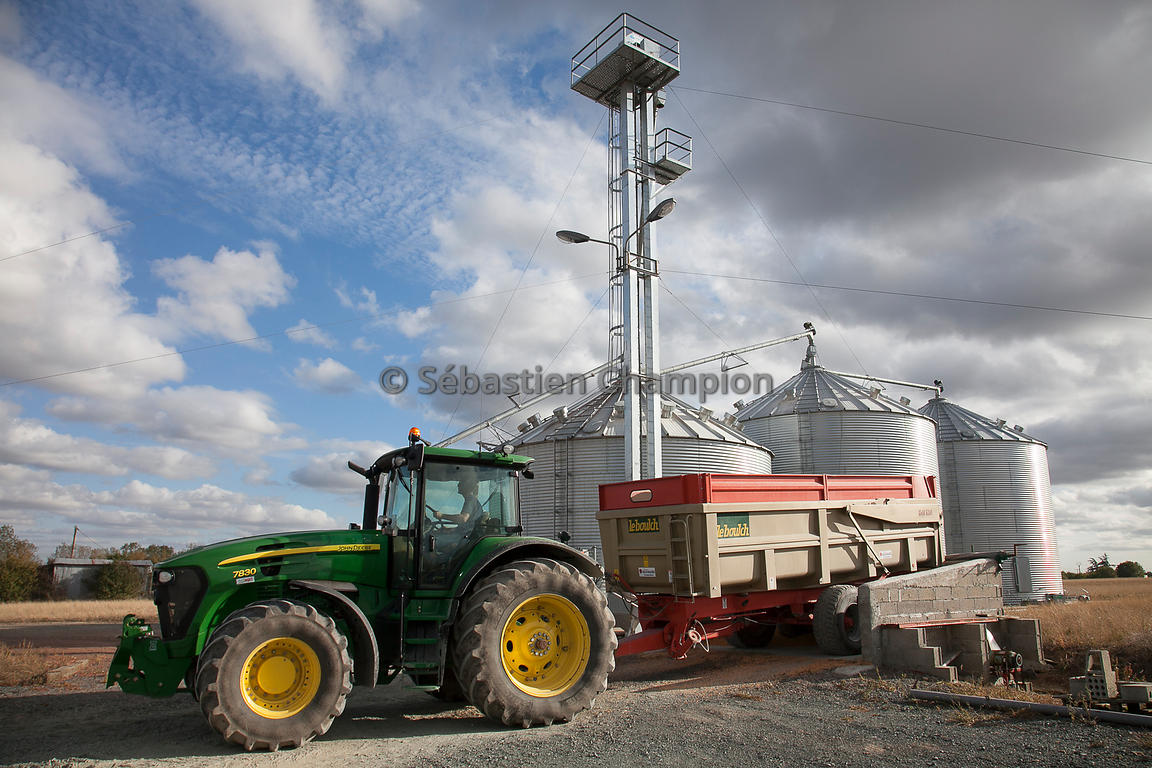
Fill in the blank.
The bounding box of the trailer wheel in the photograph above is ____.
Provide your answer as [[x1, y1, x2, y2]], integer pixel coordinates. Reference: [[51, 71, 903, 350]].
[[727, 622, 776, 648], [813, 585, 861, 655], [453, 558, 616, 727], [195, 599, 352, 751]]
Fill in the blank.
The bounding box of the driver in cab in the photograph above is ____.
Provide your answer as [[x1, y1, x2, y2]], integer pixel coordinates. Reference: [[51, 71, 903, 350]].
[[434, 474, 482, 527]]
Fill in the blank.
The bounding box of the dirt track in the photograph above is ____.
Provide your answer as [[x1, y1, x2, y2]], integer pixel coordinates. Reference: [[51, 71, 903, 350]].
[[1, 627, 1148, 767]]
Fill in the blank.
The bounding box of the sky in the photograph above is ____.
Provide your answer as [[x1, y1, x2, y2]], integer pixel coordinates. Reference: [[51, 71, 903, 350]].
[[1, 0, 1149, 573]]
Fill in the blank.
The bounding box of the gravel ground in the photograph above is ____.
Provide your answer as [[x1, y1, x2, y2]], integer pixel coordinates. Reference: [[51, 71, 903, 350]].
[[2, 642, 1149, 768]]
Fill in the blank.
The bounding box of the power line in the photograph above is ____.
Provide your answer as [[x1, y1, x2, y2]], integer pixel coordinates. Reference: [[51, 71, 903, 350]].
[[0, 272, 603, 388], [670, 89, 871, 375], [662, 268, 1152, 321], [673, 85, 1152, 167], [660, 281, 729, 348]]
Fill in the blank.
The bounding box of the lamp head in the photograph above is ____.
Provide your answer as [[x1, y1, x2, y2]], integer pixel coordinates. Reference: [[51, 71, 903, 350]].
[[555, 230, 590, 244], [645, 198, 676, 223]]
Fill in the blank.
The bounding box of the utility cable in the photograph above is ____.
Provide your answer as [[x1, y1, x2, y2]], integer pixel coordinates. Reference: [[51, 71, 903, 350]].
[[439, 111, 607, 441], [673, 85, 1152, 167], [662, 268, 1152, 322], [0, 272, 603, 388], [670, 89, 871, 375], [659, 281, 729, 348]]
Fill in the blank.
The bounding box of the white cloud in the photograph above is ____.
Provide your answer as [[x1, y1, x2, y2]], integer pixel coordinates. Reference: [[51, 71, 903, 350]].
[[153, 245, 295, 346], [47, 385, 304, 460], [0, 138, 184, 397], [290, 439, 391, 493], [352, 337, 380, 353], [287, 318, 337, 348], [0, 56, 126, 176], [336, 285, 381, 315], [0, 400, 216, 480], [192, 0, 351, 100], [354, 0, 419, 36], [0, 464, 342, 553], [292, 358, 363, 393]]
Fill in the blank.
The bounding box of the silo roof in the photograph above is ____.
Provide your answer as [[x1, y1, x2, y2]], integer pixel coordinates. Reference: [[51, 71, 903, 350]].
[[511, 383, 767, 448], [919, 396, 1045, 445], [735, 363, 928, 419]]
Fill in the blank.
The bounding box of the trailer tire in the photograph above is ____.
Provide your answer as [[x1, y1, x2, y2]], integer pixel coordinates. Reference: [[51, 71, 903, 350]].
[[728, 622, 776, 648], [813, 585, 861, 656], [453, 557, 616, 727], [195, 599, 352, 751]]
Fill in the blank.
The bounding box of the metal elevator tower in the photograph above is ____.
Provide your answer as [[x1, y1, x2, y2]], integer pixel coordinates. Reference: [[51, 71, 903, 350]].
[[571, 14, 692, 480]]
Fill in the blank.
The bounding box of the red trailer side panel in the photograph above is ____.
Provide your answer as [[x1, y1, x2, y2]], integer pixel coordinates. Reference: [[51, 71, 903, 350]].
[[598, 473, 936, 510]]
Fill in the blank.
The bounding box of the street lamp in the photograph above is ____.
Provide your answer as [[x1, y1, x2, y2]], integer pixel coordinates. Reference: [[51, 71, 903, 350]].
[[554, 197, 676, 260]]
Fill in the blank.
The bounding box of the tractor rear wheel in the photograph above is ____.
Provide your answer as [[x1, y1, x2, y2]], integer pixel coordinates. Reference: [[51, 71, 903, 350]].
[[813, 584, 861, 655], [453, 558, 616, 727], [194, 599, 352, 750]]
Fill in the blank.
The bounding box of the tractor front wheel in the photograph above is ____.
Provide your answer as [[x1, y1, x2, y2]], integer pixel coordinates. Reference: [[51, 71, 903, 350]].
[[195, 599, 352, 750], [453, 558, 616, 727]]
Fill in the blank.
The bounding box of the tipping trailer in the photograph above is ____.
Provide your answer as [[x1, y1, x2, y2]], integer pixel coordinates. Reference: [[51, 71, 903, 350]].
[[597, 473, 944, 658]]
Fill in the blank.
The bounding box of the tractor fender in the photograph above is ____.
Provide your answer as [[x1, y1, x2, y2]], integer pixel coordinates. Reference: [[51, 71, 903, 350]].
[[289, 579, 379, 688], [452, 538, 603, 607]]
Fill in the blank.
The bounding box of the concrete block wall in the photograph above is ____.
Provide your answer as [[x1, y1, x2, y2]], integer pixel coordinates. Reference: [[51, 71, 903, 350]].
[[859, 558, 1003, 665]]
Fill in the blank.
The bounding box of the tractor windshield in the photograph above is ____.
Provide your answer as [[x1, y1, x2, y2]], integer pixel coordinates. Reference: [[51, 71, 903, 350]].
[[422, 461, 517, 535], [416, 461, 519, 588]]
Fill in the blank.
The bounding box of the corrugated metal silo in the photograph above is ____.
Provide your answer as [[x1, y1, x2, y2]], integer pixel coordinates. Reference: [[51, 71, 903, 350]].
[[511, 385, 773, 556], [919, 395, 1061, 603], [734, 343, 939, 477]]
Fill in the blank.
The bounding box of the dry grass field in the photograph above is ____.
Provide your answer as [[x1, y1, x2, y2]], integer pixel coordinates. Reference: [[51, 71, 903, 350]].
[[0, 599, 153, 624], [1013, 578, 1152, 679], [0, 641, 60, 686]]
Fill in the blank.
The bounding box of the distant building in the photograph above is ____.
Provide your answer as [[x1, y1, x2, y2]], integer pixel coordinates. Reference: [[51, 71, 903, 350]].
[[48, 558, 153, 599]]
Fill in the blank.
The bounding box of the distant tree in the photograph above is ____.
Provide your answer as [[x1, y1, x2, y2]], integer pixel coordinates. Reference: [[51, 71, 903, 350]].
[[89, 553, 145, 599], [54, 541, 179, 563], [1086, 554, 1116, 579], [1062, 570, 1087, 580], [52, 542, 101, 560], [0, 525, 41, 602], [1116, 561, 1146, 578]]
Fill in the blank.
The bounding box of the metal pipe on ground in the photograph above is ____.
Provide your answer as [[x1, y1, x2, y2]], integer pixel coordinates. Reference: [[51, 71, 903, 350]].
[[910, 689, 1152, 728]]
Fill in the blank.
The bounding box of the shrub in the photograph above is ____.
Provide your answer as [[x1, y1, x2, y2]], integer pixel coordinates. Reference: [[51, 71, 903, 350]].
[[1117, 561, 1147, 578], [89, 559, 145, 599], [0, 526, 40, 602]]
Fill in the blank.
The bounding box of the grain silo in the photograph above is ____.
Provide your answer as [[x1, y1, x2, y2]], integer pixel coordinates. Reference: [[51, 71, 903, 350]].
[[734, 341, 939, 477], [919, 395, 1061, 603], [511, 384, 773, 555]]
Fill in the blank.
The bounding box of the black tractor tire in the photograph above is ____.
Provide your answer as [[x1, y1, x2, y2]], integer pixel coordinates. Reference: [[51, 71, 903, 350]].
[[452, 557, 617, 727], [813, 584, 862, 656], [727, 621, 776, 648], [194, 599, 352, 751]]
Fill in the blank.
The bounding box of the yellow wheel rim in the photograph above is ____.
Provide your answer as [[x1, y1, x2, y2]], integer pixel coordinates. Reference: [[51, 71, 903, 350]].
[[240, 637, 321, 719], [501, 593, 591, 697]]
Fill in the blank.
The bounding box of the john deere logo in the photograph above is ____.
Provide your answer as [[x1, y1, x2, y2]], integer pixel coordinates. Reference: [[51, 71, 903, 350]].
[[627, 516, 660, 534], [717, 513, 750, 539]]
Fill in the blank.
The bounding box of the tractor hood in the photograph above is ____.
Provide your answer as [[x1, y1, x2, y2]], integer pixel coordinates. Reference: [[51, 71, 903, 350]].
[[157, 528, 386, 585]]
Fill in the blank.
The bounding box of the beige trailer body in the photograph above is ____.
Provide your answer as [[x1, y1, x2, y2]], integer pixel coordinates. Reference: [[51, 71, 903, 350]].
[[597, 497, 944, 598]]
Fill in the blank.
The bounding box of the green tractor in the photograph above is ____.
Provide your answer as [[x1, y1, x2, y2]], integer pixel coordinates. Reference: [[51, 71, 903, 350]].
[[107, 429, 617, 750]]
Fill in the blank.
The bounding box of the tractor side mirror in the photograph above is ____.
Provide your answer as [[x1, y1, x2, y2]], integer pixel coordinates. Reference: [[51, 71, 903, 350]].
[[406, 443, 425, 470]]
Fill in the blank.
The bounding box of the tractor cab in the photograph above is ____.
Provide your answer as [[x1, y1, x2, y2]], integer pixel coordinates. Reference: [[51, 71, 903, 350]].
[[350, 428, 533, 590]]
